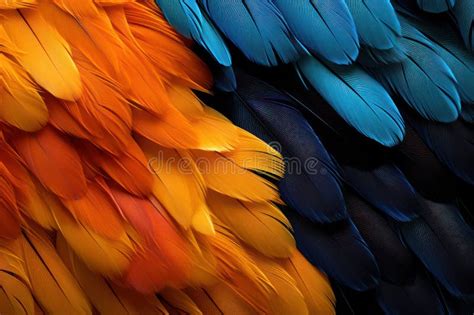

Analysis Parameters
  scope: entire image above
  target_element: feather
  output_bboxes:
[19,230,91,315]
[371,18,461,122]
[406,112,474,185]
[282,251,336,315]
[0,163,21,239]
[156,0,231,67]
[297,56,405,147]
[160,288,203,315]
[452,0,474,51]
[417,0,455,13]
[399,11,474,105]
[222,72,346,222]
[0,0,35,9]
[377,269,445,315]
[61,180,125,240]
[12,126,87,200]
[400,199,474,297]
[0,272,34,315]
[208,191,295,258]
[274,0,359,64]
[0,52,48,132]
[285,210,380,291]
[1,9,81,100]
[51,201,133,277]
[343,164,420,222]
[201,0,301,66]
[357,42,408,66]
[346,191,416,284]
[345,0,401,49]
[57,236,167,315]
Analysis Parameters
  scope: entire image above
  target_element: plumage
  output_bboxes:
[297,56,405,147]
[371,18,461,122]
[452,0,474,51]
[346,0,401,50]
[417,0,455,13]
[201,0,301,66]
[274,0,359,65]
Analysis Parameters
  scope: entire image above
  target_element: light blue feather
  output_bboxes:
[296,56,405,147]
[346,0,401,50]
[274,0,359,65]
[417,0,456,13]
[200,0,302,66]
[155,0,232,66]
[371,18,461,122]
[452,0,474,51]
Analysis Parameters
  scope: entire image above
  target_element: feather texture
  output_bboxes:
[297,56,405,147]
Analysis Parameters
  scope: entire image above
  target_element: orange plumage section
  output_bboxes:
[0,1,335,314]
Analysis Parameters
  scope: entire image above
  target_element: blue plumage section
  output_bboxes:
[296,56,405,147]
[400,199,474,297]
[417,0,456,13]
[452,0,474,51]
[346,0,401,50]
[156,0,232,66]
[201,0,302,66]
[227,72,347,223]
[285,209,380,291]
[343,164,420,222]
[372,18,461,122]
[274,0,359,64]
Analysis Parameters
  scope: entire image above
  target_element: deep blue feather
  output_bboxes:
[346,0,401,49]
[371,18,461,122]
[296,56,405,147]
[156,0,232,66]
[452,0,474,51]
[400,199,474,297]
[284,209,380,291]
[223,72,347,223]
[417,0,456,13]
[274,0,359,65]
[200,0,302,66]
[343,164,420,222]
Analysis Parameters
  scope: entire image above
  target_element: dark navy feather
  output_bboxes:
[371,18,461,122]
[343,164,420,222]
[406,112,474,185]
[156,0,231,67]
[296,56,405,147]
[200,0,302,66]
[417,0,456,13]
[452,0,474,51]
[346,191,416,284]
[346,0,401,50]
[377,269,445,315]
[223,72,347,223]
[400,199,474,297]
[284,209,380,291]
[274,0,359,65]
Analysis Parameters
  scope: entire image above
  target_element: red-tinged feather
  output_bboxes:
[12,126,87,199]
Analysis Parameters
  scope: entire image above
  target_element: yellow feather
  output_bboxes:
[2,8,81,100]
[0,53,47,132]
[0,0,35,9]
[51,204,133,277]
[283,251,336,315]
[57,236,167,315]
[160,288,203,315]
[208,191,295,258]
[19,230,91,315]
